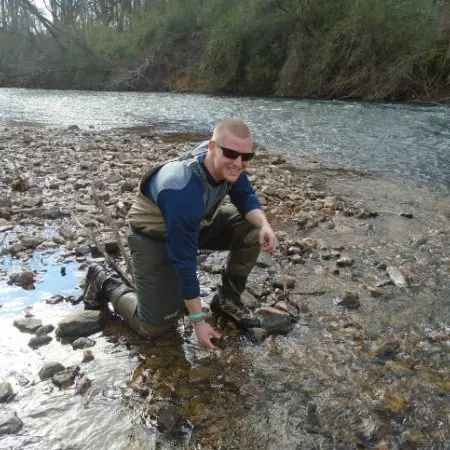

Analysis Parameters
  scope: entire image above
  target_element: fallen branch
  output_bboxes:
[70,212,135,289]
[91,187,135,286]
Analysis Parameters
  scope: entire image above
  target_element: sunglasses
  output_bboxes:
[218,145,255,162]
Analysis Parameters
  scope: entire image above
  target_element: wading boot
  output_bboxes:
[79,264,112,310]
[210,286,261,329]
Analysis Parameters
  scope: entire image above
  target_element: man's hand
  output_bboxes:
[193,321,222,350]
[259,224,277,253]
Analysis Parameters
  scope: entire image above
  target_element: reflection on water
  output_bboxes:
[0,88,449,193]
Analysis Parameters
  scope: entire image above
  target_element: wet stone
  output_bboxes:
[56,310,103,338]
[75,375,92,395]
[0,382,13,402]
[387,266,408,287]
[52,366,80,388]
[8,270,35,287]
[336,256,354,267]
[145,402,182,433]
[35,324,55,335]
[28,335,52,349]
[0,412,23,436]
[38,362,65,381]
[72,337,96,350]
[82,350,94,362]
[45,294,64,305]
[13,317,43,333]
[334,291,361,309]
[272,275,296,289]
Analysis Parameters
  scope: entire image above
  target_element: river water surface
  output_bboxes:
[0,88,449,449]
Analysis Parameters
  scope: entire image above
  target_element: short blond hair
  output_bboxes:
[212,118,252,143]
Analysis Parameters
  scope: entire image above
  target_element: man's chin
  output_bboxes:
[224,171,241,183]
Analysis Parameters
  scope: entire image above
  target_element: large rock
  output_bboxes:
[0,382,13,402]
[0,412,23,435]
[52,366,80,388]
[13,317,42,333]
[56,310,103,338]
[28,335,52,349]
[38,362,65,380]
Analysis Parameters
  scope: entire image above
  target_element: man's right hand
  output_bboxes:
[193,321,222,350]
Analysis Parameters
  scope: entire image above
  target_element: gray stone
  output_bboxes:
[72,337,96,350]
[35,324,55,335]
[0,382,13,402]
[38,362,65,380]
[334,291,361,309]
[336,256,354,267]
[75,375,92,395]
[56,310,103,338]
[45,294,64,305]
[240,290,259,310]
[28,335,52,349]
[52,366,80,388]
[0,412,23,435]
[387,266,408,287]
[256,251,275,268]
[13,317,42,333]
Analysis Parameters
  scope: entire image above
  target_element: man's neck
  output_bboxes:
[203,152,221,182]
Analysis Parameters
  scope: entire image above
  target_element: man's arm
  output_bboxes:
[245,208,277,253]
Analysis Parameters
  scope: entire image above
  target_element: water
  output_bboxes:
[1,88,449,193]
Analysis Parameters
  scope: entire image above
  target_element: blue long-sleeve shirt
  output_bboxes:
[143,152,260,300]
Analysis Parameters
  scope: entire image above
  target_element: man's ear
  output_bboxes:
[208,140,216,152]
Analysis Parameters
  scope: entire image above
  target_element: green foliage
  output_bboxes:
[0,0,448,100]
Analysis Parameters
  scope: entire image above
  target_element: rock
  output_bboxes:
[35,324,55,335]
[247,327,268,341]
[146,402,182,433]
[0,382,13,402]
[74,245,90,256]
[72,337,96,350]
[82,350,94,362]
[38,362,65,380]
[256,306,295,334]
[120,180,136,192]
[75,375,92,395]
[28,335,52,349]
[13,317,43,333]
[52,366,80,388]
[45,294,64,305]
[240,290,259,310]
[8,270,35,287]
[367,286,385,297]
[246,281,265,298]
[0,412,23,435]
[372,340,401,359]
[56,310,103,338]
[334,291,360,309]
[256,252,275,268]
[272,275,296,289]
[400,212,414,219]
[336,257,354,267]
[386,266,408,287]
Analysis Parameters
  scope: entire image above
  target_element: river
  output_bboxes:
[0,88,449,449]
[1,88,449,193]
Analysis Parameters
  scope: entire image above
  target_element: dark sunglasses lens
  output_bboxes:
[222,148,254,162]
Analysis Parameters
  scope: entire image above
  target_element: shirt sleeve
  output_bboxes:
[229,172,261,216]
[153,177,204,301]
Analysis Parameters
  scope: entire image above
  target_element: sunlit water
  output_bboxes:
[0,89,449,449]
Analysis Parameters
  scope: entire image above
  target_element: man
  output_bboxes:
[81,118,277,350]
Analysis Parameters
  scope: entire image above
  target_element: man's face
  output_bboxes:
[209,132,253,183]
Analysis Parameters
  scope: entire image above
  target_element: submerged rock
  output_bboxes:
[38,362,65,381]
[0,412,23,435]
[52,366,80,388]
[334,291,361,309]
[0,382,13,402]
[72,337,96,350]
[386,266,408,287]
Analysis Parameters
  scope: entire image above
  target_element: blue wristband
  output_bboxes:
[189,312,205,320]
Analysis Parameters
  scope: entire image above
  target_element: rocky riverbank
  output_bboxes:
[0,126,449,448]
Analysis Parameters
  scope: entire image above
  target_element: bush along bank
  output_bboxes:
[0,0,449,102]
